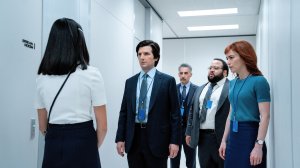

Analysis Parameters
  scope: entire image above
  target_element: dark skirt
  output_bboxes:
[225,121,267,168]
[42,120,101,168]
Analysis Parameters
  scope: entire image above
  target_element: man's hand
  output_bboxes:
[218,141,226,160]
[168,144,179,158]
[116,141,125,157]
[185,136,191,146]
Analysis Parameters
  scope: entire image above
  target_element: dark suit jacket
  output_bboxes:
[177,83,198,127]
[186,78,230,148]
[115,70,181,158]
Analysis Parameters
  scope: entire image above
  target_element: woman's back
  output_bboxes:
[36,66,106,124]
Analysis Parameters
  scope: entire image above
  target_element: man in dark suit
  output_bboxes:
[170,63,197,168]
[186,58,230,168]
[115,40,181,168]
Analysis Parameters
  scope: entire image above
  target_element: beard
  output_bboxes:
[208,73,224,83]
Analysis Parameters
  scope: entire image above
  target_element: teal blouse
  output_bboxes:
[229,75,271,122]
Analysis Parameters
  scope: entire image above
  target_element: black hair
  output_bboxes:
[136,40,160,67]
[38,18,89,75]
[214,58,229,76]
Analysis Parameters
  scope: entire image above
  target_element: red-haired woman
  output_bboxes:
[219,40,270,168]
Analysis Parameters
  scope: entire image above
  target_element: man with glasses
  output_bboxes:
[185,58,230,168]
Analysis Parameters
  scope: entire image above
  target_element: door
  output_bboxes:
[0,0,42,167]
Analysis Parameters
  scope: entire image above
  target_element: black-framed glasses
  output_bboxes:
[208,66,222,70]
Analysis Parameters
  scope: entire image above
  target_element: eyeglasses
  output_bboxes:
[208,66,222,70]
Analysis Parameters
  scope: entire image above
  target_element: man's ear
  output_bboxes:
[223,70,228,77]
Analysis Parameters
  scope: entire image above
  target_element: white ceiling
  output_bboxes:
[147,0,261,38]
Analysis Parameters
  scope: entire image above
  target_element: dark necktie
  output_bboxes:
[182,85,187,103]
[180,85,187,116]
[200,83,216,123]
[138,74,148,122]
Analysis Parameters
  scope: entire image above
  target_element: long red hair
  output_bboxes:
[224,40,262,76]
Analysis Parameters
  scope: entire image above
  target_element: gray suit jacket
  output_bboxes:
[185,78,230,148]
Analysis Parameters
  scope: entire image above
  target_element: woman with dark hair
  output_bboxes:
[218,40,270,168]
[35,18,107,168]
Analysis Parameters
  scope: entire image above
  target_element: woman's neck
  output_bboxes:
[238,69,250,79]
[238,68,250,79]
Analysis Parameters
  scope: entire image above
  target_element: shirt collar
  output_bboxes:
[181,81,191,88]
[140,67,156,79]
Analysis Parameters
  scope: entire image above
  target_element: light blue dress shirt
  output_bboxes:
[135,67,156,123]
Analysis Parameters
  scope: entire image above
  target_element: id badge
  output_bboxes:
[180,107,184,116]
[206,100,213,109]
[138,109,146,121]
[232,120,238,132]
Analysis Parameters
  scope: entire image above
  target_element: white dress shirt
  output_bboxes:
[199,77,226,129]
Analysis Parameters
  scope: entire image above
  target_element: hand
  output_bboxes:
[116,141,125,157]
[168,144,179,158]
[250,144,263,166]
[185,136,191,146]
[218,141,226,160]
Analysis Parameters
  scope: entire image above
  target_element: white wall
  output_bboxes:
[89,0,135,167]
[291,0,300,166]
[145,8,163,70]
[257,0,300,167]
[0,0,42,167]
[90,1,163,167]
[162,36,256,86]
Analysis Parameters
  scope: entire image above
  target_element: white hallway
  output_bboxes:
[0,0,299,167]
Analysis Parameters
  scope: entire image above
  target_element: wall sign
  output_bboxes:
[22,39,35,49]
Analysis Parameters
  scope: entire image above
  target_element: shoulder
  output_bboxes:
[251,75,268,83]
[77,66,101,75]
[81,66,103,79]
[190,83,199,88]
[199,82,208,88]
[85,66,101,74]
[124,73,139,85]
[194,83,207,93]
[251,75,270,89]
[156,70,174,80]
[128,73,139,80]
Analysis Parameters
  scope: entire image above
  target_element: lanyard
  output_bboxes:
[232,74,251,121]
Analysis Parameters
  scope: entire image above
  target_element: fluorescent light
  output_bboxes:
[178,8,238,17]
[187,24,239,31]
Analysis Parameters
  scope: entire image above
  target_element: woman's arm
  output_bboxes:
[256,102,270,142]
[250,102,270,166]
[94,105,107,148]
[37,108,47,135]
[219,106,232,160]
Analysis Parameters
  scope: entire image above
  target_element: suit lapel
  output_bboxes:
[148,71,162,112]
[186,83,196,106]
[177,84,181,101]
[131,74,139,115]
[216,79,229,111]
[192,83,207,116]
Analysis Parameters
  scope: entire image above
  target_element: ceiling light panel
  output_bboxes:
[178,8,238,17]
[187,24,239,31]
